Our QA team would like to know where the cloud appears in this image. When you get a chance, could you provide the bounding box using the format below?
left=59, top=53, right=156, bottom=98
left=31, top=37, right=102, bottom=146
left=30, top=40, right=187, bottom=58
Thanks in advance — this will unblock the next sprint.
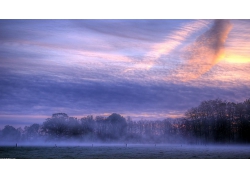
left=123, top=20, right=210, bottom=71
left=1, top=71, right=249, bottom=127
left=0, top=20, right=249, bottom=128
left=170, top=20, right=232, bottom=81
left=73, top=20, right=179, bottom=42
left=223, top=20, right=250, bottom=64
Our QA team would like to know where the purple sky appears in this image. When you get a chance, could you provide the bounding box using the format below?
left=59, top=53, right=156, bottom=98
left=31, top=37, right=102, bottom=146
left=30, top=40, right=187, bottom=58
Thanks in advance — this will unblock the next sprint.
left=0, top=19, right=250, bottom=127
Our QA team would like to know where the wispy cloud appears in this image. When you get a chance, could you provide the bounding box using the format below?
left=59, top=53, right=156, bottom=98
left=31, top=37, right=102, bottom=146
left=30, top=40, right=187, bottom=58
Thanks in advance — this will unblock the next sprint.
left=224, top=20, right=250, bottom=64
left=169, top=20, right=232, bottom=82
left=124, top=20, right=210, bottom=71
left=0, top=20, right=249, bottom=127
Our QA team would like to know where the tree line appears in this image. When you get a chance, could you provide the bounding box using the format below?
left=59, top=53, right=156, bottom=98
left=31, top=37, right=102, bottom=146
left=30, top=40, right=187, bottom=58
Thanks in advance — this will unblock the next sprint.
left=182, top=98, right=250, bottom=144
left=0, top=98, right=250, bottom=144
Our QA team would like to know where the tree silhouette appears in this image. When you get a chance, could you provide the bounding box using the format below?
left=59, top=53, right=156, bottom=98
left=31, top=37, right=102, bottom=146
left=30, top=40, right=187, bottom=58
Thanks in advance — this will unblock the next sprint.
left=0, top=125, right=20, bottom=142
left=105, top=113, right=127, bottom=140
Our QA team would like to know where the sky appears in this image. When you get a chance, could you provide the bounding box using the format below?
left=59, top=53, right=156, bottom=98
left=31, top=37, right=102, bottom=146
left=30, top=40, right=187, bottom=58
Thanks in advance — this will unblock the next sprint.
left=0, top=19, right=250, bottom=127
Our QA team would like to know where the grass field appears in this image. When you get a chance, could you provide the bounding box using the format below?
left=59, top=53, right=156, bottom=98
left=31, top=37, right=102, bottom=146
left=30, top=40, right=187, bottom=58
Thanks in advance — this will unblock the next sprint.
left=1, top=144, right=250, bottom=159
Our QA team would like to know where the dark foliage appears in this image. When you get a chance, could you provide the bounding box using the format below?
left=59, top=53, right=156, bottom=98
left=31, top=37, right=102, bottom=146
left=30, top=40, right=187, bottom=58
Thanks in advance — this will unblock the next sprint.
left=182, top=98, right=250, bottom=144
left=0, top=125, right=21, bottom=142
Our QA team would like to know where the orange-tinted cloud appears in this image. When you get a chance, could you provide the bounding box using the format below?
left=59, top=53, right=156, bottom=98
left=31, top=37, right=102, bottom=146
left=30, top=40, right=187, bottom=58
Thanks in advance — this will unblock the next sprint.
left=123, top=20, right=210, bottom=72
left=172, top=20, right=232, bottom=82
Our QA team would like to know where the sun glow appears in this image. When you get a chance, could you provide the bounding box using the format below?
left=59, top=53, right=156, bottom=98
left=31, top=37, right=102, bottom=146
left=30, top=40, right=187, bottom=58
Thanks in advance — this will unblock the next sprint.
left=224, top=54, right=250, bottom=64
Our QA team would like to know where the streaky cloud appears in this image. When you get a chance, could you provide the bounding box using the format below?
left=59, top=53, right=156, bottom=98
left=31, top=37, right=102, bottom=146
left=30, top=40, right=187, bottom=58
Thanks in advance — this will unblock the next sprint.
left=124, top=20, right=210, bottom=71
left=171, top=19, right=232, bottom=81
